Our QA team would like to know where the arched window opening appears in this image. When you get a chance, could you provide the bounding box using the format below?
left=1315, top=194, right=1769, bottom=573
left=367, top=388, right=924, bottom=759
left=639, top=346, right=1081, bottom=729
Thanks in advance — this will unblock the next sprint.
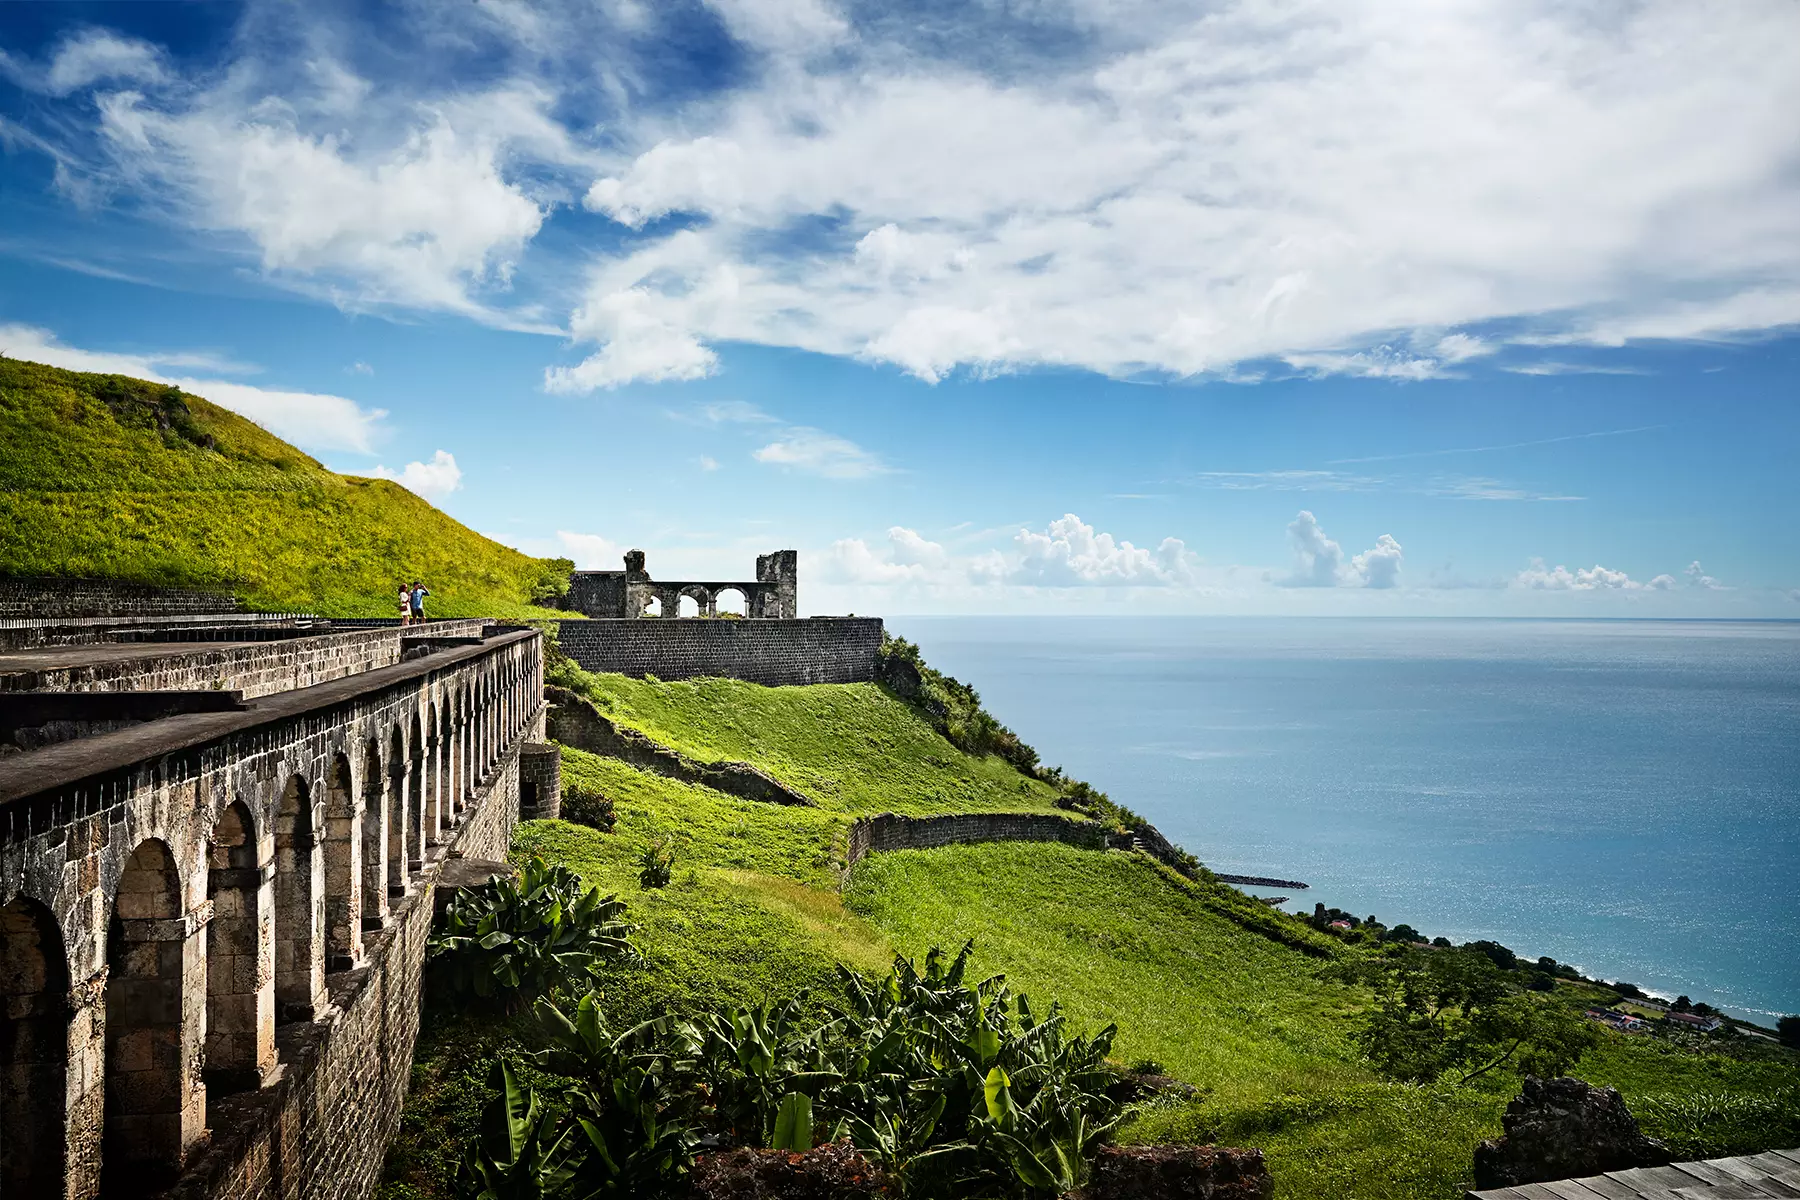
left=387, top=727, right=410, bottom=895
left=275, top=775, right=323, bottom=1023
left=677, top=593, right=700, bottom=618
left=361, top=740, right=388, bottom=924
left=322, top=754, right=361, bottom=971
left=104, top=840, right=200, bottom=1193
left=206, top=802, right=272, bottom=1094
left=639, top=594, right=662, bottom=618
left=714, top=587, right=748, bottom=617
left=406, top=717, right=425, bottom=873
left=1, top=896, right=69, bottom=1197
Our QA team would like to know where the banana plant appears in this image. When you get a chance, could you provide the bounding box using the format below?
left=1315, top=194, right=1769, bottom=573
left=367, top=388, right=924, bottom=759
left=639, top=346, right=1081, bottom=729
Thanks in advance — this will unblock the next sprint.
left=459, top=1061, right=579, bottom=1200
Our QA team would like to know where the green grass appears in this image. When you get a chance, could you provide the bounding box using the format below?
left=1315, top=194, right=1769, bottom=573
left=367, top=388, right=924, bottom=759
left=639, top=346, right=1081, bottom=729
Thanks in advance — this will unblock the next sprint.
left=0, top=356, right=570, bottom=616
left=549, top=663, right=1069, bottom=815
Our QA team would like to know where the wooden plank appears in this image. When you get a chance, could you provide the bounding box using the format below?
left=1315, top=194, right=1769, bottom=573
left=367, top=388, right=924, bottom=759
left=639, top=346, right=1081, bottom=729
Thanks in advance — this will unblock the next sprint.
left=1743, top=1155, right=1800, bottom=1177
left=1673, top=1187, right=1793, bottom=1200
left=1768, top=1152, right=1800, bottom=1169
left=1613, top=1166, right=1721, bottom=1192
left=1572, top=1175, right=1652, bottom=1200
left=1542, top=1179, right=1625, bottom=1200
left=1511, top=1185, right=1579, bottom=1200
left=1670, top=1159, right=1780, bottom=1194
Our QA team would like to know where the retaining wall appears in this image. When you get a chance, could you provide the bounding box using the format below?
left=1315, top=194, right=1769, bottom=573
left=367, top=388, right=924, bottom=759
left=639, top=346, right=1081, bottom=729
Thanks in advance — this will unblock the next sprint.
left=555, top=617, right=882, bottom=687
left=846, top=810, right=1113, bottom=866
left=0, top=578, right=242, bottom=619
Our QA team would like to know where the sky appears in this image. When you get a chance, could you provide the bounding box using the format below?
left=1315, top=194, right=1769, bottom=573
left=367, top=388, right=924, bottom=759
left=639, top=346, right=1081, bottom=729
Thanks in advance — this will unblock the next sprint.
left=1, top=0, right=1797, bottom=617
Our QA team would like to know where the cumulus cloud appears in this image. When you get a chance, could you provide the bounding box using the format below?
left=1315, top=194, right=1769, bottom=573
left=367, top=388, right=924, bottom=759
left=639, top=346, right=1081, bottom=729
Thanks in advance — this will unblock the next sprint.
left=752, top=428, right=887, bottom=479
left=1284, top=511, right=1403, bottom=588
left=1513, top=559, right=1670, bottom=591
left=0, top=324, right=385, bottom=453
left=554, top=530, right=627, bottom=570
left=1685, top=561, right=1724, bottom=589
left=825, top=514, right=1196, bottom=591
left=362, top=450, right=462, bottom=502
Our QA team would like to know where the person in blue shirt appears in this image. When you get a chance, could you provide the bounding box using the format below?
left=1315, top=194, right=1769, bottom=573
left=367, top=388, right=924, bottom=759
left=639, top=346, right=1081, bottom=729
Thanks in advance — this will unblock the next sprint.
left=409, top=581, right=430, bottom=623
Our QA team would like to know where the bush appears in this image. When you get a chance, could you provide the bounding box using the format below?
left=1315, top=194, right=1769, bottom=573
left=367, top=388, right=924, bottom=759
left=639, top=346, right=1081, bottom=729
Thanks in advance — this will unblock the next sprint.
left=561, top=784, right=616, bottom=832
left=638, top=836, right=677, bottom=889
left=1779, top=1015, right=1800, bottom=1049
left=1635, top=1086, right=1800, bottom=1159
left=429, top=856, right=635, bottom=1009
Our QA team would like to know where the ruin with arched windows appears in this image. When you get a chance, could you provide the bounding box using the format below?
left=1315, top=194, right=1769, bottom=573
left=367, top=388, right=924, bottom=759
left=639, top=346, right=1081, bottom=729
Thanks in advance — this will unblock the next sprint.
left=558, top=548, right=799, bottom=621
left=0, top=612, right=554, bottom=1200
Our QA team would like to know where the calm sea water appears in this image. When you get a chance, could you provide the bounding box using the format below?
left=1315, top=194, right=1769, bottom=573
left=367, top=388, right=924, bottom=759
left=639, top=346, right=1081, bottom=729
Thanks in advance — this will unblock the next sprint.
left=886, top=618, right=1800, bottom=1023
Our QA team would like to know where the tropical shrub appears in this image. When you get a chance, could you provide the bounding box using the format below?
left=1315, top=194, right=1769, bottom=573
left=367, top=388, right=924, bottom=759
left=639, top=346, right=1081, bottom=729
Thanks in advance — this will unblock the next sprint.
left=429, top=856, right=635, bottom=1008
left=637, top=836, right=676, bottom=889
left=560, top=785, right=616, bottom=833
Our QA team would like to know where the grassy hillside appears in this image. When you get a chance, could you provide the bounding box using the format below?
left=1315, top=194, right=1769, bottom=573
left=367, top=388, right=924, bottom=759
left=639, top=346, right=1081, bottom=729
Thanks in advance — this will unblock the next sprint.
left=389, top=626, right=1800, bottom=1200
left=0, top=356, right=571, bottom=616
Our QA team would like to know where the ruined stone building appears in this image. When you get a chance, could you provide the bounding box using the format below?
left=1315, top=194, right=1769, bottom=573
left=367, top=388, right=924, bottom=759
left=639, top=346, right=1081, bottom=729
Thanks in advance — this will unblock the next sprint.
left=558, top=549, right=798, bottom=620
left=0, top=596, right=558, bottom=1200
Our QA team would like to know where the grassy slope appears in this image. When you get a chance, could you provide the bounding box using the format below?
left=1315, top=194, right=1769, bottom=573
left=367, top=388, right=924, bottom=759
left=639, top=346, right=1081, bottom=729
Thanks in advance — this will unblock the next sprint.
left=0, top=356, right=568, bottom=617
left=392, top=660, right=1799, bottom=1200
left=551, top=663, right=1068, bottom=815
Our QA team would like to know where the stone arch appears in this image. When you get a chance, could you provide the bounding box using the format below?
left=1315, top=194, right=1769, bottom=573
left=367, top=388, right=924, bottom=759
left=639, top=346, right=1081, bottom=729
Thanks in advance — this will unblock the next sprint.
left=639, top=593, right=662, bottom=618
left=386, top=726, right=409, bottom=895
left=677, top=585, right=709, bottom=618
left=713, top=585, right=748, bottom=616
left=104, top=838, right=202, bottom=1192
left=274, top=774, right=323, bottom=1021
left=1, top=894, right=69, bottom=1197
left=205, top=801, right=272, bottom=1093
left=425, top=702, right=443, bottom=844
left=322, top=752, right=361, bottom=970
left=406, top=713, right=426, bottom=871
left=360, top=738, right=388, bottom=928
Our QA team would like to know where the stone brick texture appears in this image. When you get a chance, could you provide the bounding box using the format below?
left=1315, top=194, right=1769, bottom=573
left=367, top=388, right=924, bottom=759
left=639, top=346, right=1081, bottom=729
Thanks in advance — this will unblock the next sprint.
left=0, top=624, right=543, bottom=1200
left=517, top=743, right=562, bottom=821
left=555, top=617, right=882, bottom=687
left=1, top=623, right=485, bottom=698
left=846, top=811, right=1111, bottom=866
left=0, top=579, right=245, bottom=619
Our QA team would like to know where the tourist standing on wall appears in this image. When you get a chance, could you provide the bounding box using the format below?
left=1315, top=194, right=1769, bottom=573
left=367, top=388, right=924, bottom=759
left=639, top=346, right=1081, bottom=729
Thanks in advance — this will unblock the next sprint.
left=398, top=584, right=412, bottom=626
left=411, top=581, right=431, bottom=624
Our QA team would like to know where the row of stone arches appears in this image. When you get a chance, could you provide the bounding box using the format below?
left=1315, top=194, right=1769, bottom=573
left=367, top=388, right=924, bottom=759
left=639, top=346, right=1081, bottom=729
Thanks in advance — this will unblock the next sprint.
left=0, top=642, right=542, bottom=1198
left=635, top=584, right=750, bottom=618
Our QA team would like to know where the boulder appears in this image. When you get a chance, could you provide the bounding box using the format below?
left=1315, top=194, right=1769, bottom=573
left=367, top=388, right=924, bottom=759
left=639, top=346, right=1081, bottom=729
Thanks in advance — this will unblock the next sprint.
left=1473, top=1076, right=1670, bottom=1190
left=1078, top=1145, right=1274, bottom=1200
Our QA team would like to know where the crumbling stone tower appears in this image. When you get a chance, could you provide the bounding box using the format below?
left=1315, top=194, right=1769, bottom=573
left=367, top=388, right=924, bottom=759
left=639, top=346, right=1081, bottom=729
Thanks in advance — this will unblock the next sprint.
left=755, top=550, right=798, bottom=619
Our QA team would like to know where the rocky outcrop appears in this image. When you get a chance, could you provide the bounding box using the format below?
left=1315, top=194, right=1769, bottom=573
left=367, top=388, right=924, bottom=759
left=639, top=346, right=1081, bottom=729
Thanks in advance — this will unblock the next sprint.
left=688, top=1141, right=891, bottom=1198
left=546, top=685, right=814, bottom=806
left=1077, top=1145, right=1274, bottom=1200
left=1473, top=1076, right=1671, bottom=1190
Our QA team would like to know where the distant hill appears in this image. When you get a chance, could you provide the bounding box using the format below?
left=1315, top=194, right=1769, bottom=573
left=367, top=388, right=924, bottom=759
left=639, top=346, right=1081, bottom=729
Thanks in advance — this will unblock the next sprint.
left=0, top=356, right=571, bottom=617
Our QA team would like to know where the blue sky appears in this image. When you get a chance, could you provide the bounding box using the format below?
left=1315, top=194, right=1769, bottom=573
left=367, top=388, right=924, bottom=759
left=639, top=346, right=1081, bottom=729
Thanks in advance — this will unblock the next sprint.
left=2, top=0, right=1797, bottom=615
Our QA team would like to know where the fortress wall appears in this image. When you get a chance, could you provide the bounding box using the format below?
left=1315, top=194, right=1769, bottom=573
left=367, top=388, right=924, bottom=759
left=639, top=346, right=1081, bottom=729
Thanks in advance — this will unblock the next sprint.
left=0, top=578, right=242, bottom=619
left=846, top=811, right=1112, bottom=866
left=556, top=617, right=883, bottom=687
left=165, top=716, right=530, bottom=1200
left=0, top=627, right=410, bottom=698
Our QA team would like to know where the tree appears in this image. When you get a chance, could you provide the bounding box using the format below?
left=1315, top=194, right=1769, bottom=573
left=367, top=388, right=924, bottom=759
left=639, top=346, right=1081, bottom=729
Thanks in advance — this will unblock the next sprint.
left=1672, top=995, right=1693, bottom=1013
left=1383, top=924, right=1424, bottom=944
left=1778, top=1015, right=1800, bottom=1049
left=1464, top=940, right=1519, bottom=972
left=1339, top=948, right=1599, bottom=1086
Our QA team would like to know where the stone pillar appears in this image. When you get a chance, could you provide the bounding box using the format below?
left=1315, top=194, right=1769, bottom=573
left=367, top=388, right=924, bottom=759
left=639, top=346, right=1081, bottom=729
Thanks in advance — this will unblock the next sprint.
left=205, top=857, right=276, bottom=1092
left=274, top=814, right=325, bottom=1023
left=66, top=969, right=108, bottom=1200
left=322, top=767, right=363, bottom=971
left=407, top=755, right=425, bottom=870
left=426, top=734, right=445, bottom=845
left=104, top=903, right=208, bottom=1188
left=360, top=769, right=389, bottom=931
left=387, top=762, right=411, bottom=898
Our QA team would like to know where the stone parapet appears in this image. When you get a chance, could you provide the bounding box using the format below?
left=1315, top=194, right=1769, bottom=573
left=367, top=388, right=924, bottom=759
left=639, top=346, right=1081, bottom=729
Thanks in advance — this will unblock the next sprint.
left=556, top=617, right=882, bottom=687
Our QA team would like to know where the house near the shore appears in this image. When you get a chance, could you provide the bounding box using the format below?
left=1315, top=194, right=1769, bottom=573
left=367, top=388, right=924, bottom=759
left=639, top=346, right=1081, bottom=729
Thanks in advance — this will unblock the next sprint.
left=1586, top=1008, right=1648, bottom=1033
left=1666, top=1011, right=1722, bottom=1032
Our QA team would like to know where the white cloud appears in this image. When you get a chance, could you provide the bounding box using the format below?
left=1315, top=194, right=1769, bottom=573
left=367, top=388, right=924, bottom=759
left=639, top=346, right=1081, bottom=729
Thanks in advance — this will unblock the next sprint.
left=698, top=455, right=720, bottom=471
left=1351, top=534, right=1405, bottom=590
left=1513, top=559, right=1663, bottom=591
left=1685, top=561, right=1724, bottom=589
left=0, top=324, right=385, bottom=453
left=349, top=361, right=374, bottom=376
left=561, top=0, right=1800, bottom=382
left=362, top=449, right=462, bottom=502
left=0, top=30, right=170, bottom=95
left=752, top=428, right=887, bottom=479
left=825, top=514, right=1197, bottom=591
left=554, top=530, right=626, bottom=570
left=1285, top=511, right=1403, bottom=588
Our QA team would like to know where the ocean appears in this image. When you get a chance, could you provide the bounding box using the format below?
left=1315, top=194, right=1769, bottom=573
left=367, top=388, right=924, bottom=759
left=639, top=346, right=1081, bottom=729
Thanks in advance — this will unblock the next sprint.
left=885, top=617, right=1800, bottom=1023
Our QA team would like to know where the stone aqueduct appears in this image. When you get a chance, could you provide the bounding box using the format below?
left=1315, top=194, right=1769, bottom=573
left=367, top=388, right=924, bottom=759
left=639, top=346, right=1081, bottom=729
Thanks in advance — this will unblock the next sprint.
left=0, top=614, right=552, bottom=1200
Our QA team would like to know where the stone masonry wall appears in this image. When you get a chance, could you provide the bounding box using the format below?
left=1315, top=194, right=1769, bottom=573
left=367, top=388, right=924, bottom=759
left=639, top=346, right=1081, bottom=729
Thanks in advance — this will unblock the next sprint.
left=0, top=628, right=427, bottom=698
left=555, top=617, right=882, bottom=687
left=518, top=743, right=561, bottom=821
left=0, top=578, right=243, bottom=619
left=162, top=713, right=531, bottom=1200
left=845, top=811, right=1110, bottom=867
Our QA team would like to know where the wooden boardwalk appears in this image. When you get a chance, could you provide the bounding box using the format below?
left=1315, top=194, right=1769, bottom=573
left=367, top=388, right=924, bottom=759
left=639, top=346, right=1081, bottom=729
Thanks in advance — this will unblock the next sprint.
left=1468, top=1149, right=1800, bottom=1199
